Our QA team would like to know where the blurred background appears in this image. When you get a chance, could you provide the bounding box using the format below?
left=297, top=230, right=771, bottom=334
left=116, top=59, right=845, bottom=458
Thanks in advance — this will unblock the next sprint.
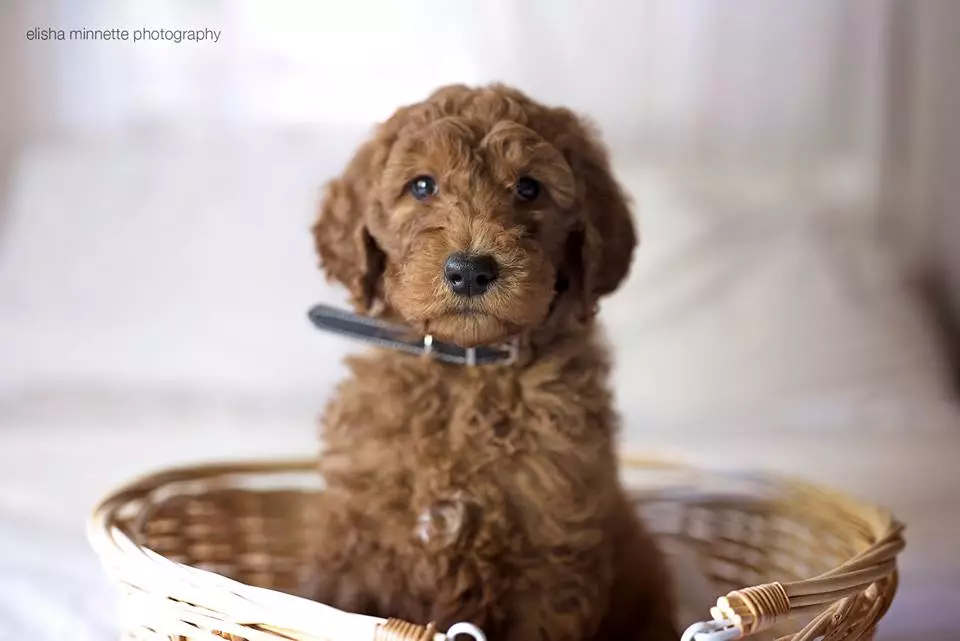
left=1, top=1, right=958, bottom=640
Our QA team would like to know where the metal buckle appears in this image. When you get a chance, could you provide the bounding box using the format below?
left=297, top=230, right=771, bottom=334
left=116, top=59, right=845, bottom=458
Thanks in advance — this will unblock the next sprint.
left=422, top=335, right=520, bottom=367
left=423, top=334, right=434, bottom=357
left=446, top=622, right=487, bottom=641
left=680, top=620, right=741, bottom=641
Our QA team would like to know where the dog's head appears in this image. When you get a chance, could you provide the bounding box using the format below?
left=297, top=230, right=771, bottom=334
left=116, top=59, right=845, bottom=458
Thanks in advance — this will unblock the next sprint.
left=313, top=84, right=636, bottom=347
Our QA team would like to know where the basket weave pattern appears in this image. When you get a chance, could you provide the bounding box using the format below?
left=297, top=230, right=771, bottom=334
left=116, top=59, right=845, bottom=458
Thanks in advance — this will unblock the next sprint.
left=89, top=458, right=904, bottom=641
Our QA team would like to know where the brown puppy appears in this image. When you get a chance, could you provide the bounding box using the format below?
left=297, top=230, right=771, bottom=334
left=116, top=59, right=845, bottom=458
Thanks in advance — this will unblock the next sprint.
left=310, top=84, right=675, bottom=641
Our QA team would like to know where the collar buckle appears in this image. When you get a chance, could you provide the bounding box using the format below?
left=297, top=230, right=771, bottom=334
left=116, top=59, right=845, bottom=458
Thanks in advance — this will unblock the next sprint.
left=422, top=334, right=519, bottom=367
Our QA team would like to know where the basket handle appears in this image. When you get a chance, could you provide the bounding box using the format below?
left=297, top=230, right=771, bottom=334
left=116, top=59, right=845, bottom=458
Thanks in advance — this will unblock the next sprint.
left=682, top=515, right=905, bottom=641
left=373, top=619, right=486, bottom=641
left=681, top=582, right=790, bottom=641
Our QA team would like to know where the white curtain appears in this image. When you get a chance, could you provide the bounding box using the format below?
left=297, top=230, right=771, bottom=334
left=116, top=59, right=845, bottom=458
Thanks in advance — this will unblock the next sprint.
left=3, top=0, right=958, bottom=406
left=18, top=1, right=888, bottom=168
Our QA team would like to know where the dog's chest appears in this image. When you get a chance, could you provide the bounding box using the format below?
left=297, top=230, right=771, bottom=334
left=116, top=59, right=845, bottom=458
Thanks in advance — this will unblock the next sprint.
left=320, top=351, right=616, bottom=549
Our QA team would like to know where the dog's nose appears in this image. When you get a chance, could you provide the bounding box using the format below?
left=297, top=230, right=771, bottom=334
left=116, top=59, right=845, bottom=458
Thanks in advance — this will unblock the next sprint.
left=443, top=252, right=499, bottom=297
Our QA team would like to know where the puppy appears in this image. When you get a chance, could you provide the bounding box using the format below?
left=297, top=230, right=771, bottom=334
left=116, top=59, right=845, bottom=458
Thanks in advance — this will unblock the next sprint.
left=309, top=84, right=675, bottom=641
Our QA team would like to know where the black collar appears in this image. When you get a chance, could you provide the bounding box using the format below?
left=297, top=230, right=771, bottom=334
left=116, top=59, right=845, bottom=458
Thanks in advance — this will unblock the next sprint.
left=307, top=304, right=519, bottom=367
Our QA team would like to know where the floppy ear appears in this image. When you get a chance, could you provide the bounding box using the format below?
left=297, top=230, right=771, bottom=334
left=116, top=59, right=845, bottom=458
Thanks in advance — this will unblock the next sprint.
left=558, top=119, right=638, bottom=318
left=312, top=141, right=387, bottom=313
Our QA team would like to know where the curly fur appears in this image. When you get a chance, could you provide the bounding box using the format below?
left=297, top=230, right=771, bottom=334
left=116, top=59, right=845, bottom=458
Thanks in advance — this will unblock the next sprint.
left=309, top=84, right=675, bottom=641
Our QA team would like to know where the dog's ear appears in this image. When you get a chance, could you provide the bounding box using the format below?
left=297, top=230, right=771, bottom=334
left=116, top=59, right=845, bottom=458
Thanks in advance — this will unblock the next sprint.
left=557, top=117, right=637, bottom=318
left=312, top=141, right=387, bottom=314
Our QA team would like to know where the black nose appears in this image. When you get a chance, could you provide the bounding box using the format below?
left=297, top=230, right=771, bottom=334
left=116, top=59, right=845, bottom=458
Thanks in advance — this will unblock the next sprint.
left=443, top=252, right=499, bottom=297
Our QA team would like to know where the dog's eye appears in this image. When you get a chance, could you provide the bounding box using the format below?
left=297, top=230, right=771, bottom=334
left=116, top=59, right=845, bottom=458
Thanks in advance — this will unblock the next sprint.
left=514, top=176, right=541, bottom=202
left=410, top=175, right=438, bottom=200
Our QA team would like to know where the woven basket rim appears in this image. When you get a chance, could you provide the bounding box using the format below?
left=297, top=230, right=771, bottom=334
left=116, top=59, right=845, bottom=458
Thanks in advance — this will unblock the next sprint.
left=88, top=454, right=905, bottom=641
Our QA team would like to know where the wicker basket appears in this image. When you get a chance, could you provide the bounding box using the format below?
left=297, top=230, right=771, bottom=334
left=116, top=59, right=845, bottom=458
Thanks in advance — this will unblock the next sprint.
left=88, top=456, right=904, bottom=641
